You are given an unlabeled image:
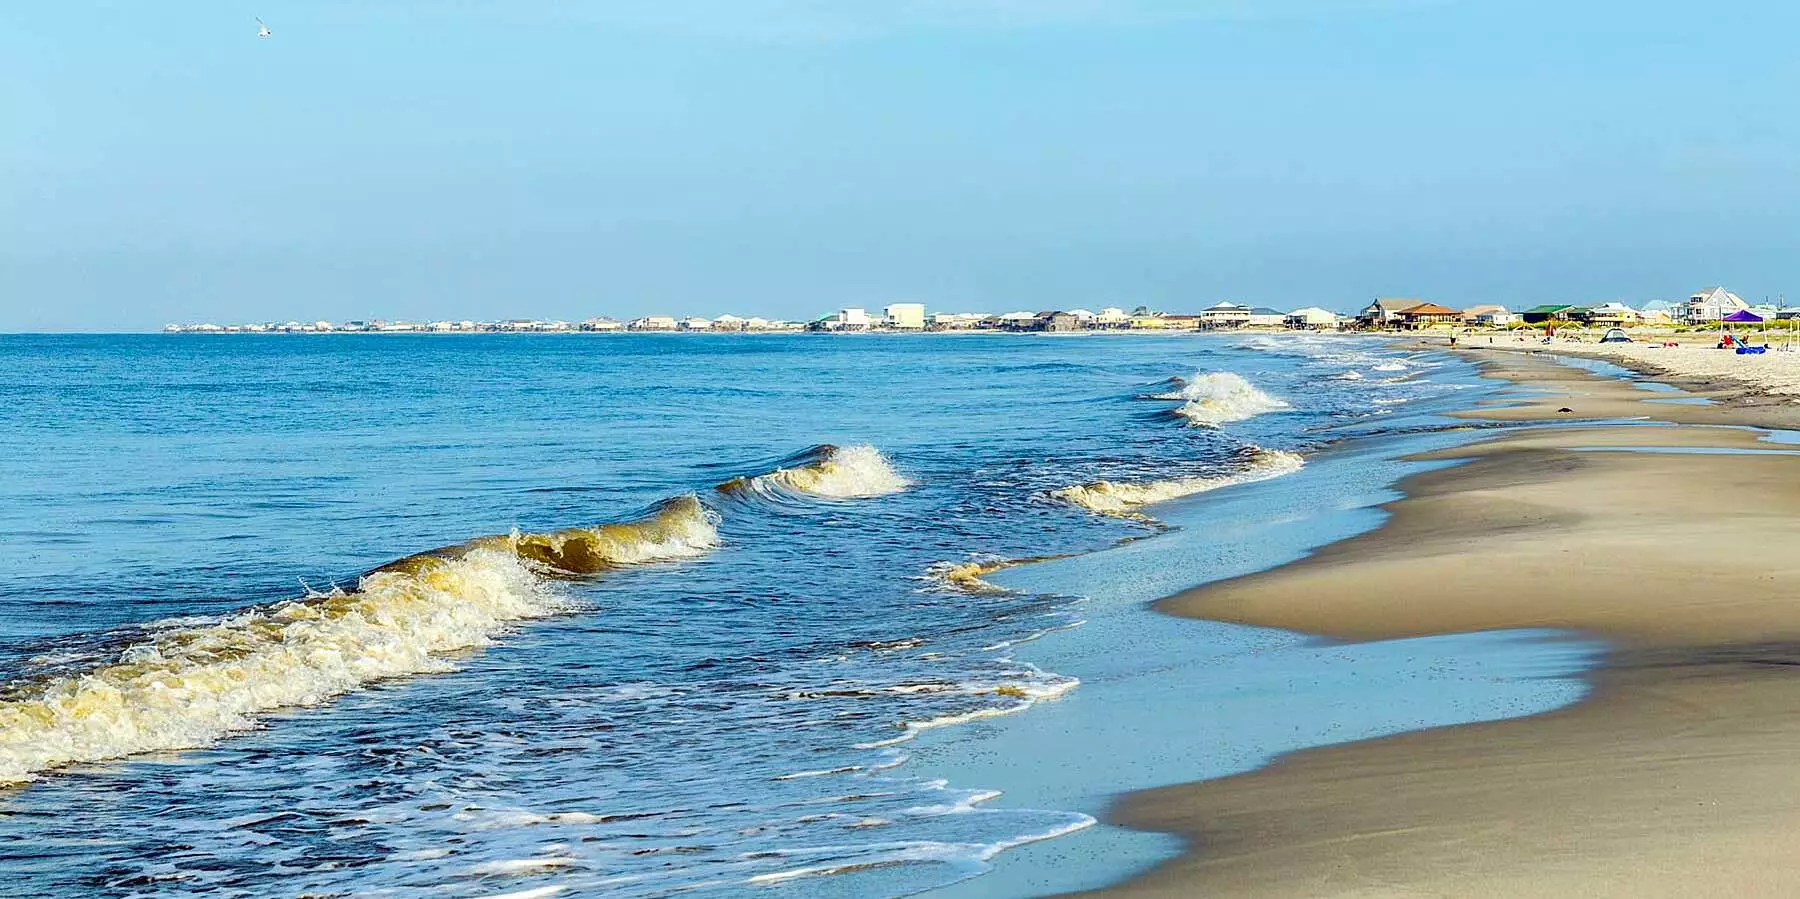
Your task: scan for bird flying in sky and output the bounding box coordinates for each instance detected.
[257,18,271,38]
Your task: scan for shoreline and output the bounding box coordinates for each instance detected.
[1077,346,1800,896]
[911,342,1599,897]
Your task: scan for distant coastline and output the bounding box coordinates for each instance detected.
[157,287,1785,336]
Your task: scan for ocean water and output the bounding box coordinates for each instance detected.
[0,332,1480,896]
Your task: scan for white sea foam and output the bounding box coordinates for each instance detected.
[1051,448,1305,517]
[479,887,567,899]
[0,499,724,785]
[742,809,1095,887]
[468,858,576,876]
[728,444,911,499]
[850,669,1079,750]
[1157,372,1290,426]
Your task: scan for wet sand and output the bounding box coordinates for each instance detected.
[1081,348,1800,897]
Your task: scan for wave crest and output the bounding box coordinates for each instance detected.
[0,498,723,784]
[1051,447,1305,517]
[718,444,910,500]
[507,495,720,573]
[1154,372,1289,426]
[0,441,919,784]
[0,545,561,785]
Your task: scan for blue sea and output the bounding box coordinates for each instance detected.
[0,333,1590,897]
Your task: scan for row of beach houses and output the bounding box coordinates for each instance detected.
[809,303,1339,331]
[166,316,817,334]
[1356,287,1791,330]
[164,288,1780,336]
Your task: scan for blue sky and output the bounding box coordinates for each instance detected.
[4,1,1797,330]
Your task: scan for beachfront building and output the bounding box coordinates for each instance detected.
[628,316,679,331]
[1681,287,1749,324]
[811,308,872,332]
[1581,303,1641,328]
[998,311,1079,332]
[1247,307,1287,327]
[1094,307,1130,329]
[930,312,987,330]
[1395,303,1462,328]
[1023,311,1083,332]
[711,314,748,331]
[1460,304,1513,327]
[1285,307,1339,329]
[580,317,623,331]
[995,311,1040,331]
[1161,314,1203,330]
[680,317,715,331]
[1520,304,1577,325]
[1198,302,1252,329]
[1357,298,1418,329]
[883,303,927,330]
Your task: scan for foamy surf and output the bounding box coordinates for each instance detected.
[1052,447,1306,517]
[0,444,912,784]
[717,444,910,500]
[0,498,719,784]
[0,545,564,785]
[1154,372,1290,426]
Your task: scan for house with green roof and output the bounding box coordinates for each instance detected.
[1521,304,1578,324]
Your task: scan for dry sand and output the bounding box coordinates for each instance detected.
[1477,331,1800,399]
[1079,348,1800,898]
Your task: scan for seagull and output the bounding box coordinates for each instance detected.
[257,18,271,38]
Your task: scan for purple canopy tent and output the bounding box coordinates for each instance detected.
[1723,309,1765,323]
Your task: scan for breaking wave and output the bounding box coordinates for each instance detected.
[1051,447,1306,517]
[1154,372,1290,426]
[0,445,909,785]
[381,495,720,578]
[0,545,565,785]
[717,444,911,500]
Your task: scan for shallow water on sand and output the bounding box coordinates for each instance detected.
[915,425,1598,896]
[0,332,1547,896]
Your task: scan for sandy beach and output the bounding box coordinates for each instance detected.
[1498,332,1800,399]
[1080,345,1800,897]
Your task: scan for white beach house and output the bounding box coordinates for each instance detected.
[1681,287,1749,324]
[1285,307,1339,329]
[1199,302,1253,328]
[1247,307,1287,327]
[1461,304,1514,326]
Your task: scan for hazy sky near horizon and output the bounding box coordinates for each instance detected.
[5,1,1798,330]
